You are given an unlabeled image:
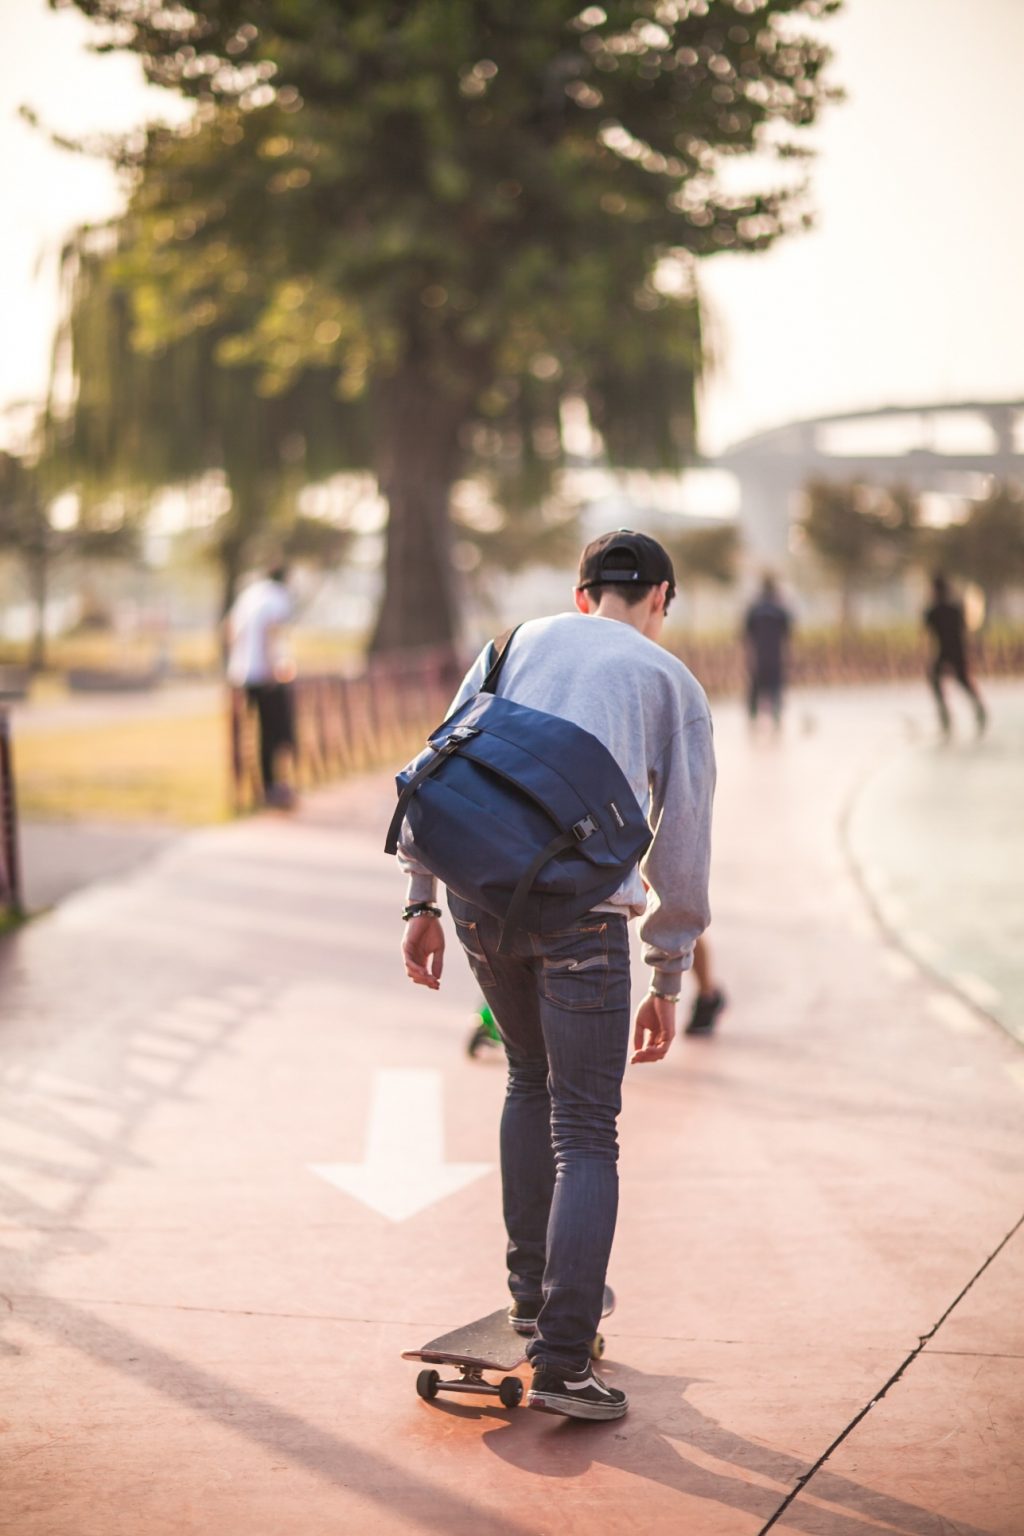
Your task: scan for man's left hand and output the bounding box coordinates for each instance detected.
[403,915,445,990]
[631,993,676,1064]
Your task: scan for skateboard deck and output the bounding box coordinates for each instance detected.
[403,1286,615,1408]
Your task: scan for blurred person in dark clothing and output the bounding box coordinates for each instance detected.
[744,576,792,725]
[924,574,987,736]
[685,935,726,1036]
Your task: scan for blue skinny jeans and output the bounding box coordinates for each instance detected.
[449,894,632,1375]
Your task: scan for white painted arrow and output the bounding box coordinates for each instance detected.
[310,1068,492,1222]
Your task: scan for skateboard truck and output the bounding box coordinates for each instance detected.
[415,1363,524,1409]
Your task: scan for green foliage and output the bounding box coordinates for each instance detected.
[0,442,138,668]
[933,482,1024,614]
[280,513,354,567]
[667,521,739,588]
[56,0,843,647]
[57,230,369,615]
[453,490,582,576]
[799,477,919,627]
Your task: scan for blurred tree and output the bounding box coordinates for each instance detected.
[56,0,841,651]
[449,482,583,620]
[665,522,739,627]
[0,442,137,671]
[799,477,919,629]
[932,482,1024,621]
[57,232,364,621]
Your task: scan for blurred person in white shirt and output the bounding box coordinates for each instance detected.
[226,564,296,807]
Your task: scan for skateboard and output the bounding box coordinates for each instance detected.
[403,1285,615,1408]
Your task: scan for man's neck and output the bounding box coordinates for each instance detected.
[592,598,648,633]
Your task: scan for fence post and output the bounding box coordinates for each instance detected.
[0,709,24,917]
[228,687,243,813]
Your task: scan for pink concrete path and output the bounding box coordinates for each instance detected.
[1,686,1021,1535]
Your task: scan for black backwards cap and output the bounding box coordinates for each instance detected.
[577,529,675,594]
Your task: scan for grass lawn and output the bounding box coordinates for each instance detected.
[14,709,232,825]
[0,627,366,678]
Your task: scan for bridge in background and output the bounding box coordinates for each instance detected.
[709,397,1024,563]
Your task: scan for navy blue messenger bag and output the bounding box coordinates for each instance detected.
[384,629,652,940]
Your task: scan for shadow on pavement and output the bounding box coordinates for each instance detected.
[13,1297,542,1536]
[480,1362,999,1536]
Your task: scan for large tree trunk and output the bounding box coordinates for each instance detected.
[369,362,473,655]
[219,539,246,624]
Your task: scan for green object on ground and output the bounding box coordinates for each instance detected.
[478,1002,500,1042]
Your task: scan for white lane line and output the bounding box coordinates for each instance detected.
[173,996,239,1021]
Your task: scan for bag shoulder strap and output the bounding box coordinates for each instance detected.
[384,625,521,855]
[480,624,522,695]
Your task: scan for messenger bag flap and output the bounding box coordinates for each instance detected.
[425,693,647,869]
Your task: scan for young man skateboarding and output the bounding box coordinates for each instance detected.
[924,573,987,736]
[399,530,715,1420]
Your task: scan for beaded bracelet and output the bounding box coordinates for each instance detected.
[649,985,682,1004]
[402,902,442,922]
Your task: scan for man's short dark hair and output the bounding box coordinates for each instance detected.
[577,530,676,614]
[586,550,674,614]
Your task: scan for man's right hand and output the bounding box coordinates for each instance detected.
[631,993,677,1064]
[403,915,445,990]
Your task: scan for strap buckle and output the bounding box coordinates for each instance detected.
[438,725,479,755]
[572,815,598,842]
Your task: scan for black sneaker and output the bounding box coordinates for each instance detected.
[528,1363,628,1421]
[686,987,725,1036]
[508,1299,542,1336]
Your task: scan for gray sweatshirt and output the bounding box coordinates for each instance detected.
[400,611,715,987]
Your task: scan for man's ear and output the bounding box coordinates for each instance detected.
[573,586,592,614]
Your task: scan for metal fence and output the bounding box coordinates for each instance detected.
[229,644,464,811]
[0,711,23,918]
[227,628,1024,809]
[671,626,1024,697]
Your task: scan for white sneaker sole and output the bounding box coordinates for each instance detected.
[526,1389,628,1421]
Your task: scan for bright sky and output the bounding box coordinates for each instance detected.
[3,0,1024,456]
[698,0,1024,450]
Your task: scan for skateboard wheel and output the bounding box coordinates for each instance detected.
[416,1369,440,1401]
[499,1376,524,1409]
[590,1333,605,1360]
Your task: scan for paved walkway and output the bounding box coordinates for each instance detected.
[847,678,1024,1045]
[1,685,1021,1535]
[18,820,181,912]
